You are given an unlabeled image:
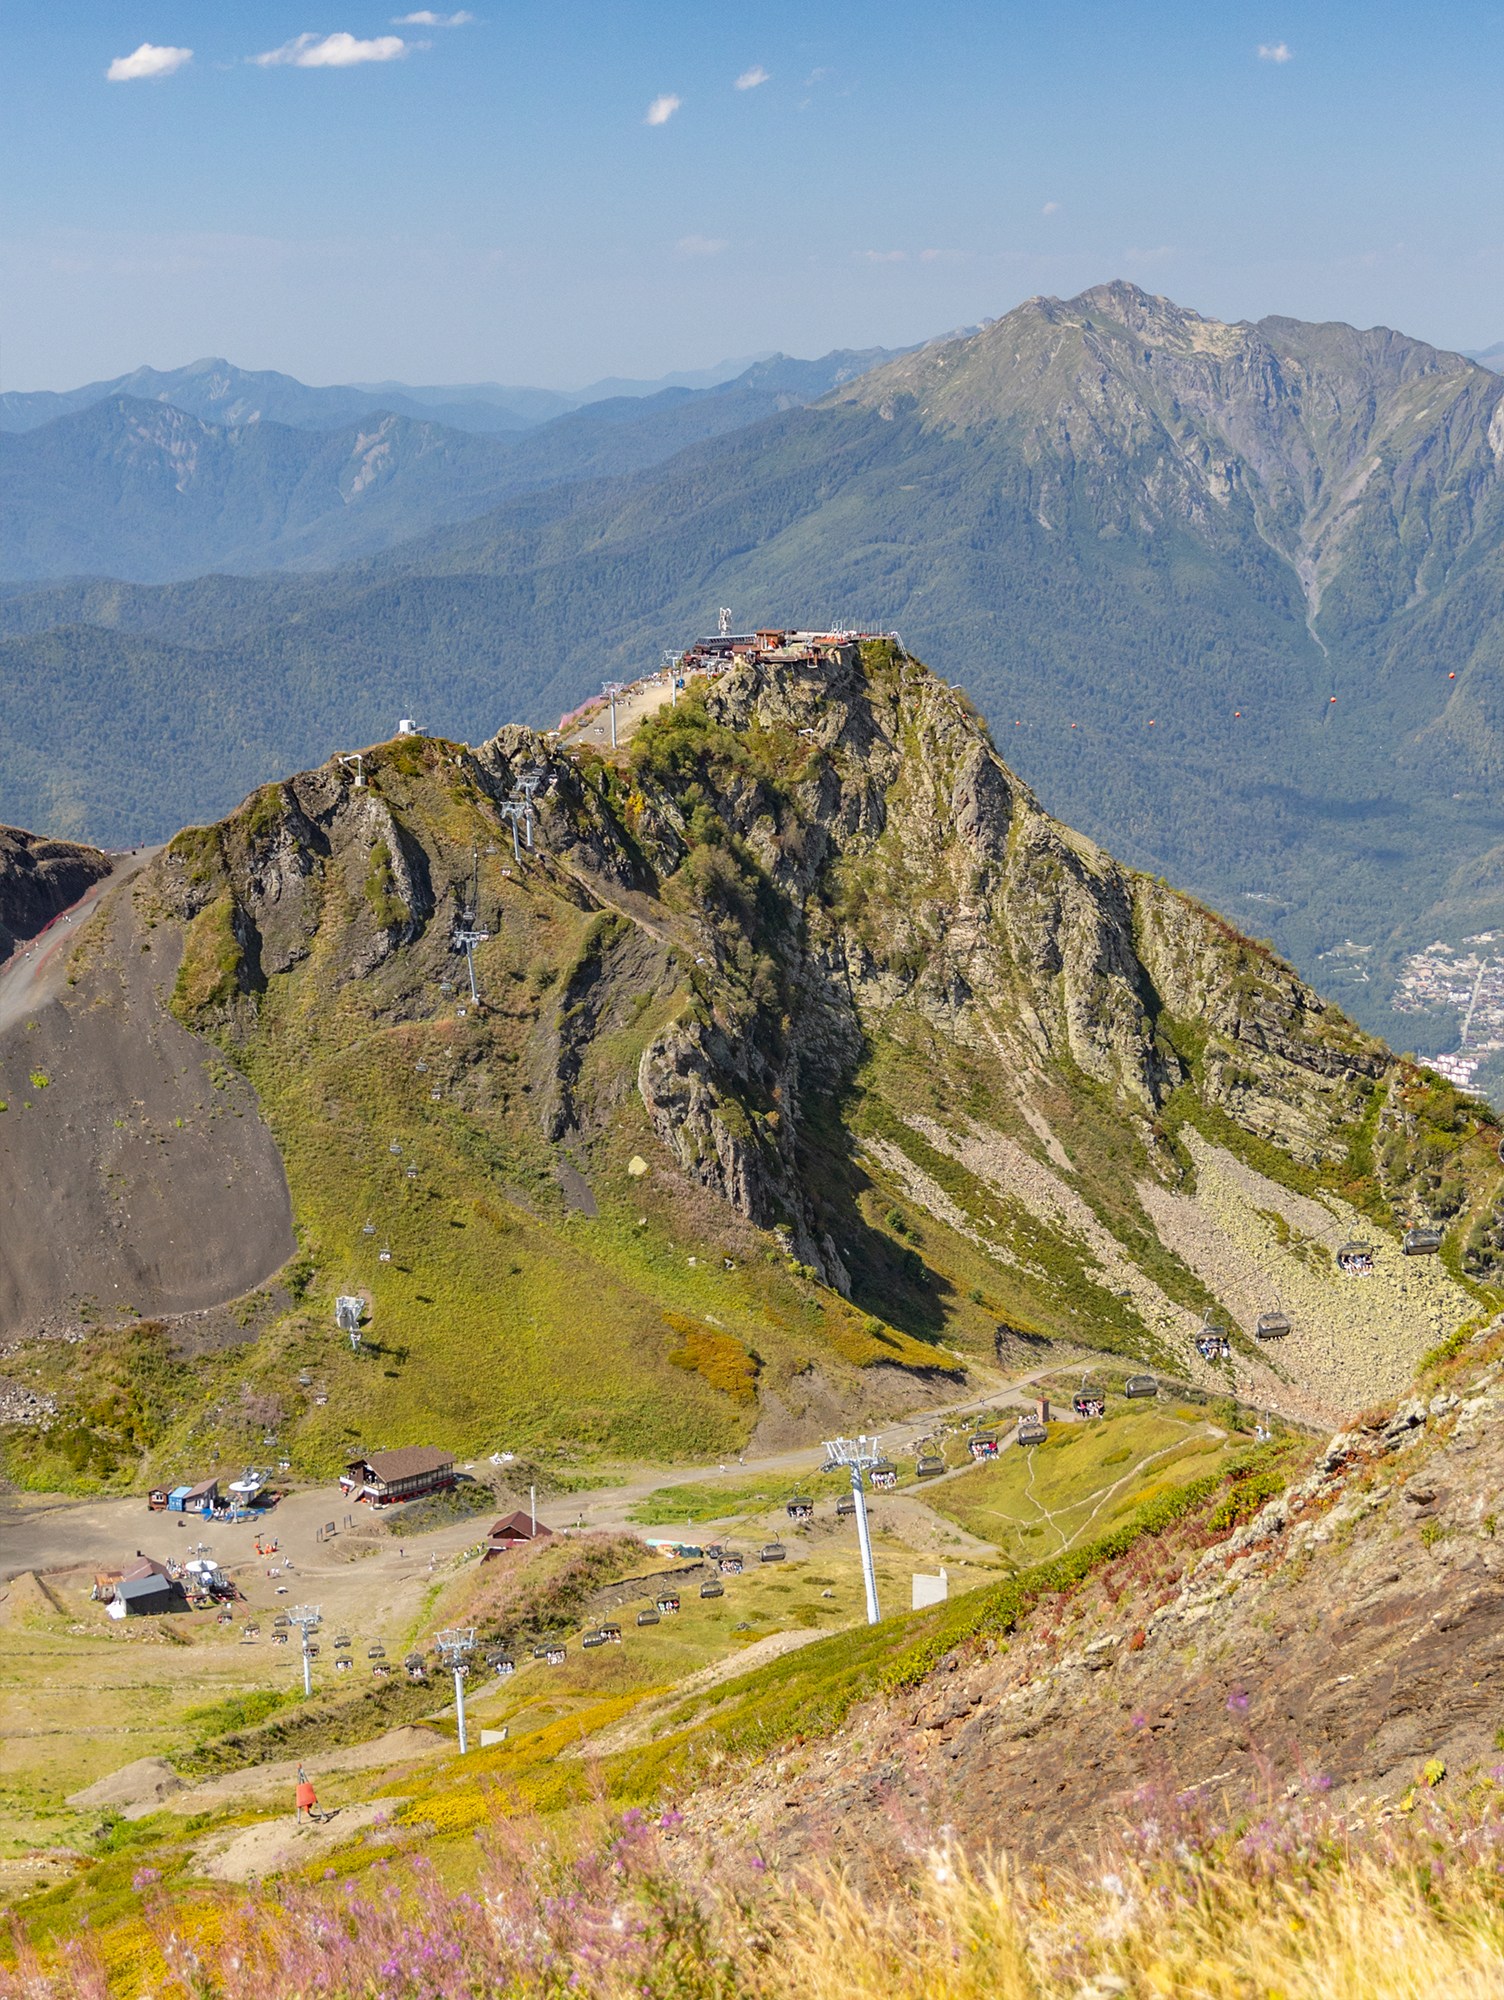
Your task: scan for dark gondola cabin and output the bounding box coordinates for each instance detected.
[1336,1239,1375,1275]
[869,1460,898,1491]
[1017,1416,1048,1445]
[583,1631,608,1649]
[1124,1374,1157,1399]
[835,1494,856,1518]
[916,1454,945,1478]
[1403,1225,1443,1257]
[637,1608,661,1626]
[700,1578,725,1598]
[368,1644,386,1658]
[1255,1311,1291,1340]
[786,1495,814,1521]
[968,1433,999,1459]
[760,1542,787,1562]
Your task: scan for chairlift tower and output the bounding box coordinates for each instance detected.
[289,1604,322,1698]
[601,681,625,750]
[821,1435,884,1625]
[337,753,365,789]
[450,845,491,1002]
[435,1627,476,1753]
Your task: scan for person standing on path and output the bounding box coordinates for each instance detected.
[295,1765,321,1825]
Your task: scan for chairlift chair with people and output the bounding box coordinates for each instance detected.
[786,1494,814,1521]
[1336,1239,1375,1275]
[869,1460,898,1491]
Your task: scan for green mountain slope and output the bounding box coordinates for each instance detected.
[3,642,1499,1492]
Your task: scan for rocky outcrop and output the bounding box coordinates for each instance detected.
[0,824,112,965]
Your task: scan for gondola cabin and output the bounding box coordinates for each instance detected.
[1255,1311,1291,1341]
[1017,1416,1048,1445]
[367,1644,386,1659]
[655,1595,681,1615]
[1403,1225,1443,1257]
[916,1454,945,1479]
[272,1630,288,1644]
[336,1655,353,1672]
[1336,1239,1375,1275]
[760,1542,787,1562]
[835,1494,856,1518]
[487,1653,515,1676]
[869,1460,898,1491]
[334,1634,351,1650]
[1124,1374,1157,1399]
[700,1578,725,1598]
[637,1608,661,1626]
[405,1654,426,1681]
[273,1612,291,1628]
[968,1432,999,1459]
[582,1631,608,1649]
[786,1495,814,1521]
[372,1661,391,1677]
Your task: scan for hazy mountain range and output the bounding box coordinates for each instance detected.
[6,282,1504,1076]
[0,351,787,436]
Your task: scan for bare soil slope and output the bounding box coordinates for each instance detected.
[0,872,295,1335]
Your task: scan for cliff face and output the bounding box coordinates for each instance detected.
[0,824,112,964]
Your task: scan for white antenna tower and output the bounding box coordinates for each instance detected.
[289,1603,322,1697]
[450,845,491,1003]
[435,1627,476,1753]
[821,1435,884,1625]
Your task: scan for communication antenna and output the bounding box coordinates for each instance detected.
[718,607,732,637]
[289,1604,322,1698]
[451,845,492,1002]
[601,681,625,750]
[337,753,365,789]
[821,1435,884,1625]
[435,1627,476,1753]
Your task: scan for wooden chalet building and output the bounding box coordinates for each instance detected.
[481,1511,553,1560]
[341,1446,456,1506]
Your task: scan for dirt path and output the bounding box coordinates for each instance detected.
[197,1798,401,1882]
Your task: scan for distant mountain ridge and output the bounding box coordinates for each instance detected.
[0,345,910,440]
[0,350,920,584]
[7,281,1504,1081]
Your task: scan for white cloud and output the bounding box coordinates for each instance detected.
[734,65,769,90]
[861,250,905,264]
[1258,41,1292,61]
[644,93,680,125]
[392,9,474,21]
[676,234,727,258]
[1042,201,1060,214]
[107,43,193,81]
[253,31,413,67]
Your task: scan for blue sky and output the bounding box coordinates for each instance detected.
[5,0,1503,390]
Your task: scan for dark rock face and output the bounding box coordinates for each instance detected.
[0,824,112,965]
